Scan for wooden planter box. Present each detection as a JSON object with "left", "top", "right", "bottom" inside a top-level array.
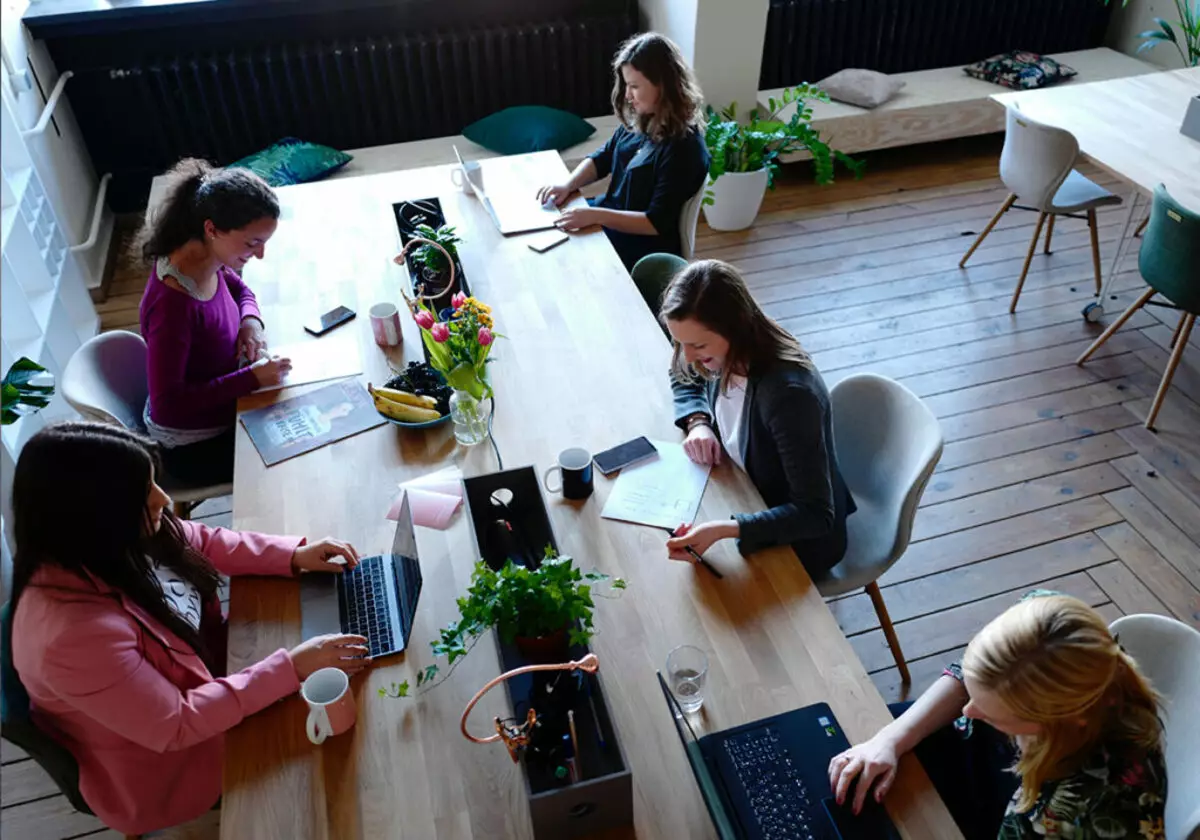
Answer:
[{"left": 462, "top": 467, "right": 634, "bottom": 839}]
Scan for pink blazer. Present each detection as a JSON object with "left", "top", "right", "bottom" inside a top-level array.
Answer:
[{"left": 11, "top": 521, "right": 304, "bottom": 835}]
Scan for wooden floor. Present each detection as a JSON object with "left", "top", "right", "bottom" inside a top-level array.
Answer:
[{"left": 8, "top": 135, "right": 1199, "bottom": 838}]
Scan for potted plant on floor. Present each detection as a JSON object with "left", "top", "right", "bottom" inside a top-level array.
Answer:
[
  {"left": 702, "top": 84, "right": 863, "bottom": 231},
  {"left": 379, "top": 549, "right": 625, "bottom": 697}
]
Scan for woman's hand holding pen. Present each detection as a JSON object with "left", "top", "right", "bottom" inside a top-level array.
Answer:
[{"left": 666, "top": 521, "right": 737, "bottom": 563}]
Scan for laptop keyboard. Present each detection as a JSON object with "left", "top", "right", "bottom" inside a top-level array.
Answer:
[
  {"left": 339, "top": 557, "right": 394, "bottom": 656},
  {"left": 723, "top": 728, "right": 817, "bottom": 840}
]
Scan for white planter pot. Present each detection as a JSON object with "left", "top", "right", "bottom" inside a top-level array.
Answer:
[{"left": 701, "top": 169, "right": 769, "bottom": 231}]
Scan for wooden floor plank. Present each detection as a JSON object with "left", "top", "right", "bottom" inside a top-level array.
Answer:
[
  {"left": 1094, "top": 523, "right": 1200, "bottom": 628},
  {"left": 849, "top": 572, "right": 1107, "bottom": 672},
  {"left": 870, "top": 647, "right": 966, "bottom": 706},
  {"left": 885, "top": 495, "right": 1123, "bottom": 586},
  {"left": 1088, "top": 561, "right": 1173, "bottom": 619},
  {"left": 830, "top": 533, "right": 1115, "bottom": 635},
  {"left": 1102, "top": 487, "right": 1200, "bottom": 590},
  {"left": 0, "top": 794, "right": 107, "bottom": 839},
  {"left": 921, "top": 432, "right": 1134, "bottom": 507},
  {"left": 1109, "top": 454, "right": 1200, "bottom": 546},
  {"left": 1131, "top": 342, "right": 1200, "bottom": 407},
  {"left": 2, "top": 741, "right": 29, "bottom": 764},
  {"left": 1116, "top": 418, "right": 1200, "bottom": 510},
  {"left": 1, "top": 756, "right": 61, "bottom": 807},
  {"left": 911, "top": 462, "right": 1128, "bottom": 542}
]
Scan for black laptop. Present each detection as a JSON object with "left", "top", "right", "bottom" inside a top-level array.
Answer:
[
  {"left": 657, "top": 671, "right": 900, "bottom": 840},
  {"left": 299, "top": 495, "right": 423, "bottom": 658}
]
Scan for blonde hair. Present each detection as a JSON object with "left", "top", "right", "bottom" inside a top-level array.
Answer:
[
  {"left": 660, "top": 259, "right": 812, "bottom": 394},
  {"left": 962, "top": 595, "right": 1161, "bottom": 812},
  {"left": 610, "top": 32, "right": 705, "bottom": 143}
]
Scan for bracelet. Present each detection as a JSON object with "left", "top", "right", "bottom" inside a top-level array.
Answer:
[{"left": 686, "top": 414, "right": 712, "bottom": 432}]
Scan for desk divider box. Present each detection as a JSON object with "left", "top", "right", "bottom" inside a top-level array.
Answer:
[{"left": 461, "top": 467, "right": 633, "bottom": 839}]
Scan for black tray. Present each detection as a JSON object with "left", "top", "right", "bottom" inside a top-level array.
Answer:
[{"left": 392, "top": 196, "right": 470, "bottom": 312}]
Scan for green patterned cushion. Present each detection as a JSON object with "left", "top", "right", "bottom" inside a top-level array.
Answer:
[
  {"left": 462, "top": 106, "right": 595, "bottom": 156},
  {"left": 229, "top": 138, "right": 352, "bottom": 187}
]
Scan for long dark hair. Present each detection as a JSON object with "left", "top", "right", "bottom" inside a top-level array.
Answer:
[
  {"left": 9, "top": 422, "right": 222, "bottom": 668},
  {"left": 660, "top": 259, "right": 812, "bottom": 393},
  {"left": 139, "top": 158, "right": 279, "bottom": 261},
  {"left": 611, "top": 32, "right": 705, "bottom": 143}
]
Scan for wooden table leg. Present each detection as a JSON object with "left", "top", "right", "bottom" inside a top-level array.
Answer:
[{"left": 1098, "top": 189, "right": 1142, "bottom": 307}]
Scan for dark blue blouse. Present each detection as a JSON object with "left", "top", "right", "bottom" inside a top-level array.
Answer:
[{"left": 588, "top": 124, "right": 710, "bottom": 270}]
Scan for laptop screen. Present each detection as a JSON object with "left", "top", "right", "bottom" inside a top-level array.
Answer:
[
  {"left": 655, "top": 672, "right": 741, "bottom": 840},
  {"left": 390, "top": 495, "right": 423, "bottom": 644}
]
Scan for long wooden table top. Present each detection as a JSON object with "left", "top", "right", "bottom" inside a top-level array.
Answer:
[
  {"left": 224, "top": 153, "right": 961, "bottom": 839},
  {"left": 991, "top": 67, "right": 1200, "bottom": 212}
]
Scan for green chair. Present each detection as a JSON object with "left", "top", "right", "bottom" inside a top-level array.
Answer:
[
  {"left": 631, "top": 253, "right": 688, "bottom": 318},
  {"left": 1076, "top": 184, "right": 1200, "bottom": 430}
]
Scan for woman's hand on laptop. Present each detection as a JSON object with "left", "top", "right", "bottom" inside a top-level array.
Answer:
[
  {"left": 537, "top": 183, "right": 571, "bottom": 207},
  {"left": 289, "top": 634, "right": 371, "bottom": 678},
  {"left": 291, "top": 538, "right": 361, "bottom": 574},
  {"left": 828, "top": 732, "right": 901, "bottom": 815},
  {"left": 555, "top": 207, "right": 602, "bottom": 232}
]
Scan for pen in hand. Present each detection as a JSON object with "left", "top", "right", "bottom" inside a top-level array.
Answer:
[{"left": 669, "top": 526, "right": 724, "bottom": 580}]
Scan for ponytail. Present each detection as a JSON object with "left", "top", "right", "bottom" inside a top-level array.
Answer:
[{"left": 138, "top": 158, "right": 280, "bottom": 261}]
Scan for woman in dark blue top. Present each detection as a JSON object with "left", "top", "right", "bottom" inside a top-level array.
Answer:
[{"left": 537, "top": 32, "right": 711, "bottom": 270}]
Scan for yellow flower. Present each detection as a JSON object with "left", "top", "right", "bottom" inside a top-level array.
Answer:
[{"left": 1139, "top": 817, "right": 1164, "bottom": 840}]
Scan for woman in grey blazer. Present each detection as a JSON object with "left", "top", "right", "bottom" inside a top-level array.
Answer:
[{"left": 662, "top": 259, "right": 855, "bottom": 578}]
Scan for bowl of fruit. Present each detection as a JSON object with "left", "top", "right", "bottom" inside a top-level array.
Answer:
[{"left": 369, "top": 361, "right": 453, "bottom": 429}]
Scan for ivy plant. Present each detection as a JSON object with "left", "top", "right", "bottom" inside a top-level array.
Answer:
[{"left": 380, "top": 548, "right": 625, "bottom": 698}]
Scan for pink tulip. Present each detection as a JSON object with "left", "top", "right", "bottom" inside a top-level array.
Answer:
[
  {"left": 430, "top": 323, "right": 450, "bottom": 343},
  {"left": 477, "top": 327, "right": 494, "bottom": 346},
  {"left": 451, "top": 292, "right": 467, "bottom": 310},
  {"left": 414, "top": 310, "right": 435, "bottom": 330}
]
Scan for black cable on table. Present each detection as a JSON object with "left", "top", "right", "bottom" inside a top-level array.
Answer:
[{"left": 487, "top": 395, "right": 503, "bottom": 470}]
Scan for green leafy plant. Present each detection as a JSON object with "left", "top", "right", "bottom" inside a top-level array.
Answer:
[
  {"left": 702, "top": 84, "right": 864, "bottom": 207},
  {"left": 379, "top": 549, "right": 625, "bottom": 698},
  {"left": 1108, "top": 0, "right": 1200, "bottom": 66},
  {"left": 2, "top": 358, "right": 55, "bottom": 425},
  {"left": 412, "top": 223, "right": 462, "bottom": 277}
]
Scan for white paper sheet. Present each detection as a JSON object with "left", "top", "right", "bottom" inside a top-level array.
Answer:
[
  {"left": 251, "top": 336, "right": 362, "bottom": 393},
  {"left": 600, "top": 440, "right": 711, "bottom": 530}
]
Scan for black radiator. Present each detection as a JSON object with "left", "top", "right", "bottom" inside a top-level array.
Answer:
[
  {"left": 62, "top": 14, "right": 634, "bottom": 211},
  {"left": 760, "top": 0, "right": 1116, "bottom": 89}
]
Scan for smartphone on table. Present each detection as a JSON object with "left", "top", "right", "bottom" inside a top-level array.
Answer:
[
  {"left": 593, "top": 436, "right": 658, "bottom": 476},
  {"left": 304, "top": 305, "right": 356, "bottom": 337}
]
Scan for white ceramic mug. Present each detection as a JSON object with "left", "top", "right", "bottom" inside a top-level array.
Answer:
[
  {"left": 370, "top": 302, "right": 402, "bottom": 347},
  {"left": 301, "top": 668, "right": 356, "bottom": 745},
  {"left": 450, "top": 167, "right": 475, "bottom": 196}
]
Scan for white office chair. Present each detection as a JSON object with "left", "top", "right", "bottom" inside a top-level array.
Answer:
[
  {"left": 1109, "top": 614, "right": 1200, "bottom": 840},
  {"left": 678, "top": 183, "right": 706, "bottom": 261},
  {"left": 819, "top": 374, "right": 944, "bottom": 685},
  {"left": 959, "top": 106, "right": 1122, "bottom": 313},
  {"left": 61, "top": 331, "right": 232, "bottom": 518}
]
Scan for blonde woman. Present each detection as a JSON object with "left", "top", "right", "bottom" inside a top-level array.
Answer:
[
  {"left": 829, "top": 593, "right": 1166, "bottom": 839},
  {"left": 537, "top": 32, "right": 709, "bottom": 269}
]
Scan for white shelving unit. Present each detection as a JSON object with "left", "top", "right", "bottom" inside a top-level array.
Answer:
[{"left": 1, "top": 82, "right": 99, "bottom": 555}]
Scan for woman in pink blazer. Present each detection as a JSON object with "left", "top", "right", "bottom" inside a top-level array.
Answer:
[{"left": 9, "top": 422, "right": 369, "bottom": 835}]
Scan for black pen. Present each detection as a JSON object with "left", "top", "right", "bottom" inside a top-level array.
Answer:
[{"left": 663, "top": 526, "right": 724, "bottom": 579}]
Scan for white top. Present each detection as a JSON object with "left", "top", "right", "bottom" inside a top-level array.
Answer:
[
  {"left": 150, "top": 559, "right": 203, "bottom": 631},
  {"left": 713, "top": 374, "right": 748, "bottom": 471}
]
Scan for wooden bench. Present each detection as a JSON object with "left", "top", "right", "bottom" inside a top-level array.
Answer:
[{"left": 759, "top": 48, "right": 1158, "bottom": 160}]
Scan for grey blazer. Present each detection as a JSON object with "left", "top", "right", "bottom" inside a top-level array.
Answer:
[{"left": 671, "top": 359, "right": 855, "bottom": 577}]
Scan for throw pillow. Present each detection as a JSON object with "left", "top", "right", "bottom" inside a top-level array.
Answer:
[
  {"left": 963, "top": 51, "right": 1078, "bottom": 90},
  {"left": 229, "top": 138, "right": 352, "bottom": 187},
  {"left": 462, "top": 105, "right": 595, "bottom": 156},
  {"left": 817, "top": 69, "right": 906, "bottom": 109}
]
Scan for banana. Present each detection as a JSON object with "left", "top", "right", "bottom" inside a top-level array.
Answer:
[
  {"left": 368, "top": 384, "right": 438, "bottom": 410},
  {"left": 372, "top": 392, "right": 441, "bottom": 423}
]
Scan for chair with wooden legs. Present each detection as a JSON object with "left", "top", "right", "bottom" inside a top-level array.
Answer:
[
  {"left": 1077, "top": 184, "right": 1199, "bottom": 430},
  {"left": 817, "top": 374, "right": 944, "bottom": 689},
  {"left": 959, "top": 106, "right": 1122, "bottom": 313}
]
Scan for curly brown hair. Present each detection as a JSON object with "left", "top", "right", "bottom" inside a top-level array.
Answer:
[{"left": 610, "top": 32, "right": 705, "bottom": 143}]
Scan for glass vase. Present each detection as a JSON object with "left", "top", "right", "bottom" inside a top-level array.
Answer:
[{"left": 449, "top": 389, "right": 490, "bottom": 446}]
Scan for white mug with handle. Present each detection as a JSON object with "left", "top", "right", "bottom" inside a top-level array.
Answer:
[{"left": 450, "top": 167, "right": 475, "bottom": 196}]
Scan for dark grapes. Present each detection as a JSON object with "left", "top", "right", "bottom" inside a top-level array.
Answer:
[{"left": 385, "top": 361, "right": 452, "bottom": 416}]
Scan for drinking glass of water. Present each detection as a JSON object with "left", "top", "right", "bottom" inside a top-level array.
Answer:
[{"left": 666, "top": 644, "right": 709, "bottom": 713}]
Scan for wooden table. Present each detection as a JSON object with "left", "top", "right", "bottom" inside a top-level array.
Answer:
[
  {"left": 992, "top": 68, "right": 1200, "bottom": 312},
  {"left": 223, "top": 153, "right": 961, "bottom": 839}
]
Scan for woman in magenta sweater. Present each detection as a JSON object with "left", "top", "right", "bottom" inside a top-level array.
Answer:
[
  {"left": 139, "top": 159, "right": 292, "bottom": 486},
  {"left": 10, "top": 423, "right": 368, "bottom": 835}
]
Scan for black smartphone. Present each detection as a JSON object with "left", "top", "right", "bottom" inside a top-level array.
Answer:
[
  {"left": 593, "top": 436, "right": 658, "bottom": 476},
  {"left": 304, "top": 305, "right": 356, "bottom": 337}
]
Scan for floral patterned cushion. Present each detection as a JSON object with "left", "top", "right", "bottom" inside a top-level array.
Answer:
[{"left": 963, "top": 51, "right": 1077, "bottom": 90}]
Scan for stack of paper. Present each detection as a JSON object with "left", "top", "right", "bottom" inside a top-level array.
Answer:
[
  {"left": 387, "top": 466, "right": 464, "bottom": 529},
  {"left": 252, "top": 336, "right": 362, "bottom": 394},
  {"left": 600, "top": 440, "right": 711, "bottom": 530}
]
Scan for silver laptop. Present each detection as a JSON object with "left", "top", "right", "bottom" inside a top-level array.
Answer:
[
  {"left": 299, "top": 495, "right": 423, "bottom": 659},
  {"left": 453, "top": 145, "right": 563, "bottom": 235}
]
